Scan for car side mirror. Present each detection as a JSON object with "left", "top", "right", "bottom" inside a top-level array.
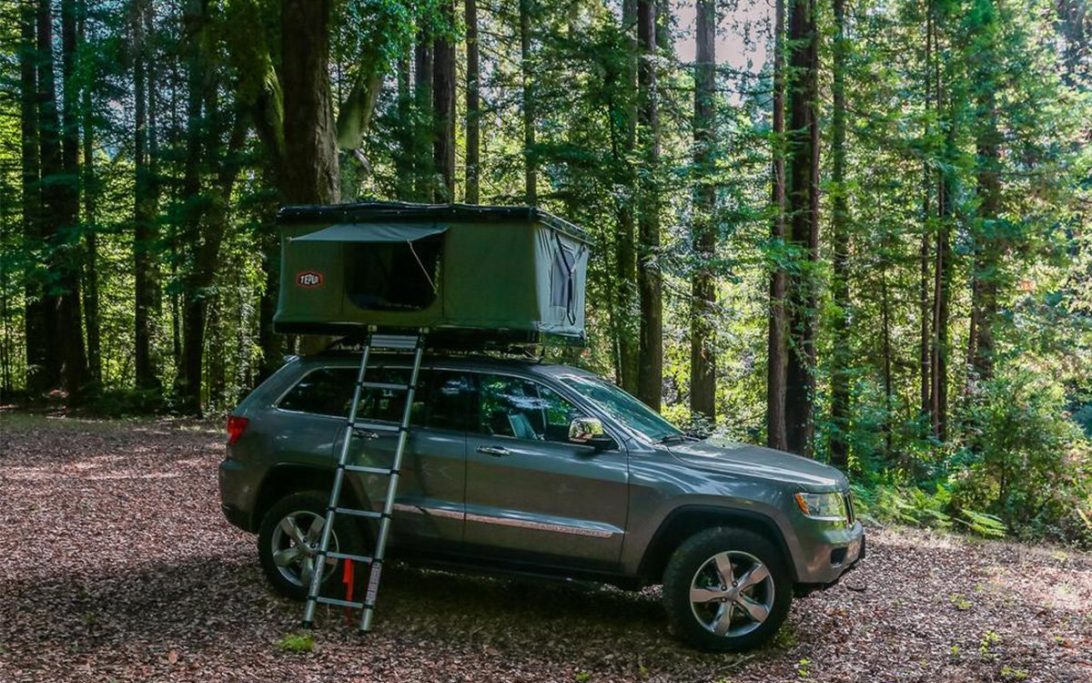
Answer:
[{"left": 568, "top": 417, "right": 614, "bottom": 451}]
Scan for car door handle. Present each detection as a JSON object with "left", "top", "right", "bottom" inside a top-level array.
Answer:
[{"left": 476, "top": 446, "right": 510, "bottom": 457}]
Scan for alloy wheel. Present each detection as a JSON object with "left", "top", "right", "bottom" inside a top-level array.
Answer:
[
  {"left": 269, "top": 510, "right": 339, "bottom": 587},
  {"left": 688, "top": 550, "right": 776, "bottom": 638}
]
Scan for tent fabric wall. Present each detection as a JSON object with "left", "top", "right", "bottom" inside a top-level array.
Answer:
[{"left": 274, "top": 202, "right": 591, "bottom": 344}]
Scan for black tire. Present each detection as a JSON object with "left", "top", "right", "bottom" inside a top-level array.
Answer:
[
  {"left": 257, "top": 490, "right": 368, "bottom": 600},
  {"left": 662, "top": 527, "right": 792, "bottom": 652}
]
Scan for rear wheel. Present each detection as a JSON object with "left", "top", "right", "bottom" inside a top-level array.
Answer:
[
  {"left": 662, "top": 527, "right": 792, "bottom": 652},
  {"left": 257, "top": 490, "right": 367, "bottom": 600}
]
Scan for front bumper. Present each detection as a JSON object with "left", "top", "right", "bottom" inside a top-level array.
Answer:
[{"left": 791, "top": 520, "right": 866, "bottom": 584}]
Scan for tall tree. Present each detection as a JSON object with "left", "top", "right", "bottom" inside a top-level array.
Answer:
[
  {"left": 20, "top": 0, "right": 47, "bottom": 397},
  {"left": 636, "top": 0, "right": 663, "bottom": 411},
  {"left": 783, "top": 0, "right": 820, "bottom": 455},
  {"left": 433, "top": 0, "right": 456, "bottom": 201},
  {"left": 766, "top": 0, "right": 788, "bottom": 450},
  {"left": 612, "top": 0, "right": 639, "bottom": 394},
  {"left": 966, "top": 0, "right": 1003, "bottom": 387},
  {"left": 59, "top": 0, "right": 89, "bottom": 399},
  {"left": 828, "top": 0, "right": 850, "bottom": 467},
  {"left": 80, "top": 0, "right": 101, "bottom": 388},
  {"left": 465, "top": 0, "right": 480, "bottom": 204},
  {"left": 918, "top": 0, "right": 933, "bottom": 423},
  {"left": 689, "top": 0, "right": 716, "bottom": 424},
  {"left": 133, "top": 0, "right": 159, "bottom": 390},
  {"left": 520, "top": 0, "right": 537, "bottom": 203},
  {"left": 281, "top": 0, "right": 340, "bottom": 204},
  {"left": 414, "top": 29, "right": 434, "bottom": 201}
]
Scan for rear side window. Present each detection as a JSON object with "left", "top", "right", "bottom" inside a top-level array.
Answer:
[
  {"left": 277, "top": 366, "right": 473, "bottom": 431},
  {"left": 278, "top": 368, "right": 354, "bottom": 416}
]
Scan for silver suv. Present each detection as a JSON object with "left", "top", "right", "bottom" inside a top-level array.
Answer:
[{"left": 219, "top": 352, "right": 865, "bottom": 651}]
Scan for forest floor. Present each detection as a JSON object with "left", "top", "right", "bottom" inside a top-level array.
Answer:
[{"left": 0, "top": 414, "right": 1089, "bottom": 683}]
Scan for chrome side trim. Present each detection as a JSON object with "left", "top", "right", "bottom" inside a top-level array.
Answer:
[{"left": 394, "top": 503, "right": 620, "bottom": 539}]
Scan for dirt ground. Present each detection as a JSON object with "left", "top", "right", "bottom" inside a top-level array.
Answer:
[{"left": 0, "top": 415, "right": 1089, "bottom": 683}]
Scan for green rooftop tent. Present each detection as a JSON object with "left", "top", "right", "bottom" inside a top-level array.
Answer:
[{"left": 274, "top": 201, "right": 591, "bottom": 344}]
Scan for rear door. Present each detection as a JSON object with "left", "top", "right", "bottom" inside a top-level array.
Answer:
[
  {"left": 463, "top": 372, "right": 628, "bottom": 570},
  {"left": 275, "top": 362, "right": 467, "bottom": 549}
]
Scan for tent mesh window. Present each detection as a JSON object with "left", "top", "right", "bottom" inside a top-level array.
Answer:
[{"left": 345, "top": 233, "right": 444, "bottom": 312}]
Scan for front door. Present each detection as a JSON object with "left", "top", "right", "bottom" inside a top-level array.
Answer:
[{"left": 463, "top": 372, "right": 628, "bottom": 570}]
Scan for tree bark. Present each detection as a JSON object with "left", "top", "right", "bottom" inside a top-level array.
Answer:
[
  {"left": 783, "top": 0, "right": 820, "bottom": 456},
  {"left": 413, "top": 31, "right": 434, "bottom": 202},
  {"left": 930, "top": 24, "right": 953, "bottom": 440},
  {"left": 395, "top": 49, "right": 415, "bottom": 200},
  {"left": 967, "top": 0, "right": 1002, "bottom": 388},
  {"left": 829, "top": 0, "right": 850, "bottom": 468},
  {"left": 520, "top": 0, "right": 537, "bottom": 203},
  {"left": 919, "top": 1, "right": 933, "bottom": 422},
  {"left": 766, "top": 0, "right": 788, "bottom": 450},
  {"left": 133, "top": 0, "right": 159, "bottom": 390},
  {"left": 58, "top": 0, "right": 88, "bottom": 401},
  {"left": 20, "top": 0, "right": 47, "bottom": 397},
  {"left": 465, "top": 0, "right": 480, "bottom": 204},
  {"left": 636, "top": 0, "right": 663, "bottom": 411},
  {"left": 433, "top": 0, "right": 456, "bottom": 202},
  {"left": 613, "top": 0, "right": 639, "bottom": 395},
  {"left": 79, "top": 0, "right": 100, "bottom": 388},
  {"left": 689, "top": 0, "right": 716, "bottom": 425},
  {"left": 281, "top": 0, "right": 340, "bottom": 205}
]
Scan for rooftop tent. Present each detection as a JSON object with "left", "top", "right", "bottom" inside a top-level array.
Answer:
[{"left": 274, "top": 202, "right": 591, "bottom": 344}]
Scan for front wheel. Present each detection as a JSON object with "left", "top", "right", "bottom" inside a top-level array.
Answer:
[{"left": 662, "top": 527, "right": 792, "bottom": 652}]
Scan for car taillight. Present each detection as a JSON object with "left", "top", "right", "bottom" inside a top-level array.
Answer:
[{"left": 227, "top": 415, "right": 249, "bottom": 446}]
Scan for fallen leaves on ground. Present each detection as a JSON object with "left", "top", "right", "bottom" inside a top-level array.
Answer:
[{"left": 0, "top": 414, "right": 1089, "bottom": 682}]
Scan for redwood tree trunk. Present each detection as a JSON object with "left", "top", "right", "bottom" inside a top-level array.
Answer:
[
  {"left": 783, "top": 0, "right": 820, "bottom": 456},
  {"left": 413, "top": 31, "right": 434, "bottom": 202},
  {"left": 59, "top": 0, "right": 88, "bottom": 401},
  {"left": 689, "top": 0, "right": 716, "bottom": 425},
  {"left": 281, "top": 0, "right": 340, "bottom": 205},
  {"left": 520, "top": 0, "right": 537, "bottom": 203},
  {"left": 613, "top": 0, "right": 639, "bottom": 394},
  {"left": 133, "top": 0, "right": 159, "bottom": 390},
  {"left": 828, "top": 0, "right": 850, "bottom": 468},
  {"left": 20, "top": 0, "right": 47, "bottom": 397},
  {"left": 635, "top": 0, "right": 663, "bottom": 411},
  {"left": 766, "top": 0, "right": 788, "bottom": 450},
  {"left": 465, "top": 0, "right": 480, "bottom": 204},
  {"left": 433, "top": 0, "right": 456, "bottom": 202}
]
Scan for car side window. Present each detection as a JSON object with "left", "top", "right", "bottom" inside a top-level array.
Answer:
[
  {"left": 277, "top": 366, "right": 428, "bottom": 425},
  {"left": 424, "top": 371, "right": 475, "bottom": 431},
  {"left": 475, "top": 373, "right": 581, "bottom": 443}
]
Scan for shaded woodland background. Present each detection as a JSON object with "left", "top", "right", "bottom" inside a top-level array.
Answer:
[{"left": 0, "top": 0, "right": 1089, "bottom": 544}]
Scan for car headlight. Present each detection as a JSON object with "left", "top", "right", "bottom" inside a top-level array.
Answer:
[{"left": 794, "top": 491, "right": 847, "bottom": 521}]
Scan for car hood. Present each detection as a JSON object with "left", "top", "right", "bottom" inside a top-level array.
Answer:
[{"left": 665, "top": 437, "right": 848, "bottom": 490}]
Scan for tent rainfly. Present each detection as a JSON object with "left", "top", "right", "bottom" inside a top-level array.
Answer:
[{"left": 274, "top": 202, "right": 591, "bottom": 344}]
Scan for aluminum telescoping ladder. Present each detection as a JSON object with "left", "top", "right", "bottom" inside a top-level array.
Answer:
[{"left": 302, "top": 330, "right": 425, "bottom": 632}]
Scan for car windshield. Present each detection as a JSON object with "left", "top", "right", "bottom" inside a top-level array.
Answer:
[{"left": 559, "top": 374, "right": 683, "bottom": 443}]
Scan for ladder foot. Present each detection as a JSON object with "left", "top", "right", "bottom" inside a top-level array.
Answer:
[{"left": 301, "top": 621, "right": 314, "bottom": 629}]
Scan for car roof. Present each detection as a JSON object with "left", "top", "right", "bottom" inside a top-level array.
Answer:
[{"left": 296, "top": 351, "right": 600, "bottom": 380}]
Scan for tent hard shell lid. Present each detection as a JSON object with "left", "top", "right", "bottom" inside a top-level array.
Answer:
[{"left": 274, "top": 201, "right": 591, "bottom": 345}]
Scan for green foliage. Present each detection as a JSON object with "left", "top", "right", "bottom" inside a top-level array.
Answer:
[{"left": 276, "top": 631, "right": 314, "bottom": 653}]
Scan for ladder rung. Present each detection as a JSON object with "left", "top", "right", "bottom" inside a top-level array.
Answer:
[
  {"left": 324, "top": 551, "right": 374, "bottom": 564},
  {"left": 358, "top": 381, "right": 412, "bottom": 391},
  {"left": 343, "top": 464, "right": 397, "bottom": 476},
  {"left": 369, "top": 334, "right": 420, "bottom": 350},
  {"left": 332, "top": 507, "right": 388, "bottom": 520},
  {"left": 315, "top": 596, "right": 364, "bottom": 609},
  {"left": 352, "top": 421, "right": 400, "bottom": 433}
]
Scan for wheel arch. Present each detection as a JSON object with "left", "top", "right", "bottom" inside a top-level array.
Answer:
[
  {"left": 637, "top": 505, "right": 798, "bottom": 584},
  {"left": 251, "top": 464, "right": 372, "bottom": 535}
]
